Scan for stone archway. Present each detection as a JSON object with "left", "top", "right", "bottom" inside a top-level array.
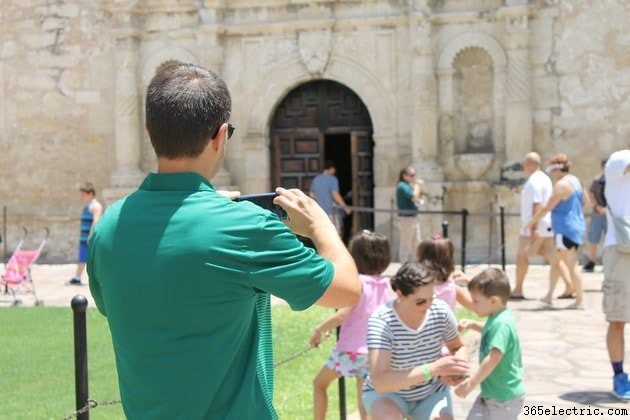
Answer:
[{"left": 270, "top": 80, "right": 375, "bottom": 236}]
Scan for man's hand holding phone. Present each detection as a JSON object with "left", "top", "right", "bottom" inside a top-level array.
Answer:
[{"left": 273, "top": 187, "right": 338, "bottom": 239}]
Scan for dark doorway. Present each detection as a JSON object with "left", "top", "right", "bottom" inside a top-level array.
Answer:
[
  {"left": 270, "top": 80, "right": 374, "bottom": 238},
  {"left": 325, "top": 133, "right": 353, "bottom": 242}
]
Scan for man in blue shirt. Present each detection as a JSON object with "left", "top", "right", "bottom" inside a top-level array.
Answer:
[{"left": 310, "top": 160, "right": 351, "bottom": 235}]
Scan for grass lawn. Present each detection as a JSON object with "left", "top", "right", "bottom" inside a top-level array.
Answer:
[{"left": 0, "top": 305, "right": 478, "bottom": 419}]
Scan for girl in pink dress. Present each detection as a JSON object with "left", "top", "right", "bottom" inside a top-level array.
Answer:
[{"left": 310, "top": 230, "right": 394, "bottom": 420}]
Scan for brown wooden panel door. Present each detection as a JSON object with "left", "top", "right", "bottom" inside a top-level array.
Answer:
[
  {"left": 351, "top": 130, "right": 374, "bottom": 233},
  {"left": 272, "top": 129, "right": 323, "bottom": 191}
]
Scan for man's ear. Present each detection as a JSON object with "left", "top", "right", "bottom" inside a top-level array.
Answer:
[{"left": 211, "top": 123, "right": 227, "bottom": 152}]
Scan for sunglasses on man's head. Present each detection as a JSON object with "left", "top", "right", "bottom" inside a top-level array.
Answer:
[{"left": 213, "top": 123, "right": 236, "bottom": 140}]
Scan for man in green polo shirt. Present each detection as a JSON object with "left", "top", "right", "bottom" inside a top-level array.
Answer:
[{"left": 87, "top": 63, "right": 360, "bottom": 419}]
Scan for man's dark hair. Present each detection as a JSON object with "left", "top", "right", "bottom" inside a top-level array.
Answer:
[
  {"left": 79, "top": 182, "right": 96, "bottom": 195},
  {"left": 145, "top": 63, "right": 232, "bottom": 159},
  {"left": 323, "top": 160, "right": 336, "bottom": 171},
  {"left": 467, "top": 267, "right": 511, "bottom": 304}
]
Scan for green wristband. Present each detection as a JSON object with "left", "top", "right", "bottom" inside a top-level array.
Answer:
[{"left": 421, "top": 363, "right": 432, "bottom": 380}]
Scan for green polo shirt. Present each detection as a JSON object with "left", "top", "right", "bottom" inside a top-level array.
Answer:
[
  {"left": 88, "top": 172, "right": 333, "bottom": 419},
  {"left": 479, "top": 308, "right": 525, "bottom": 401},
  {"left": 396, "top": 181, "right": 417, "bottom": 216}
]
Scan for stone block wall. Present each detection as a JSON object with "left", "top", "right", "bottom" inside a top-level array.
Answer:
[{"left": 0, "top": 0, "right": 628, "bottom": 263}]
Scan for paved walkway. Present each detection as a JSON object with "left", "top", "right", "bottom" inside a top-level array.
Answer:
[{"left": 2, "top": 262, "right": 629, "bottom": 419}]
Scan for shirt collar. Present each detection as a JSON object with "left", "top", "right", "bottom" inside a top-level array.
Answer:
[{"left": 139, "top": 172, "right": 216, "bottom": 193}]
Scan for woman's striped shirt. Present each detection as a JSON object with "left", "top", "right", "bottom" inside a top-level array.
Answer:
[{"left": 363, "top": 299, "right": 458, "bottom": 402}]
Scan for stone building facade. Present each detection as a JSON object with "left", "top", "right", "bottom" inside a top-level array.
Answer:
[{"left": 0, "top": 0, "right": 628, "bottom": 263}]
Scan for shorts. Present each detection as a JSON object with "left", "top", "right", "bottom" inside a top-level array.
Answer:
[
  {"left": 587, "top": 213, "right": 607, "bottom": 244},
  {"left": 555, "top": 234, "right": 579, "bottom": 251},
  {"left": 78, "top": 241, "right": 88, "bottom": 263},
  {"left": 602, "top": 246, "right": 630, "bottom": 322},
  {"left": 328, "top": 213, "right": 343, "bottom": 233},
  {"left": 517, "top": 235, "right": 555, "bottom": 258},
  {"left": 466, "top": 394, "right": 524, "bottom": 420},
  {"left": 325, "top": 350, "right": 369, "bottom": 378},
  {"left": 363, "top": 387, "right": 452, "bottom": 420}
]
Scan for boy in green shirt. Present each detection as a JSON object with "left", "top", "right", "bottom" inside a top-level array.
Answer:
[{"left": 455, "top": 268, "right": 525, "bottom": 420}]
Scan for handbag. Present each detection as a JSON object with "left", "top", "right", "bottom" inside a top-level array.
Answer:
[{"left": 607, "top": 205, "right": 630, "bottom": 253}]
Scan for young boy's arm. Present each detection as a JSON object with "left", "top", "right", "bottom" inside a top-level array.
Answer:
[
  {"left": 454, "top": 347, "right": 503, "bottom": 398},
  {"left": 309, "top": 306, "right": 352, "bottom": 348},
  {"left": 459, "top": 318, "right": 484, "bottom": 333}
]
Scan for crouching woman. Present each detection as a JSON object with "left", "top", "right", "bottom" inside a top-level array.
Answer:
[{"left": 362, "top": 262, "right": 470, "bottom": 419}]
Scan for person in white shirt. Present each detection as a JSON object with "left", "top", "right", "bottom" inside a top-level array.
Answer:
[
  {"left": 511, "top": 152, "right": 572, "bottom": 301},
  {"left": 602, "top": 148, "right": 630, "bottom": 399}
]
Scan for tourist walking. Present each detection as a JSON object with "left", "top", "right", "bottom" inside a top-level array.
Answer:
[
  {"left": 602, "top": 148, "right": 630, "bottom": 399},
  {"left": 583, "top": 158, "right": 608, "bottom": 272},
  {"left": 67, "top": 182, "right": 102, "bottom": 286},
  {"left": 309, "top": 160, "right": 351, "bottom": 235},
  {"left": 511, "top": 152, "right": 572, "bottom": 300},
  {"left": 528, "top": 153, "right": 589, "bottom": 309}
]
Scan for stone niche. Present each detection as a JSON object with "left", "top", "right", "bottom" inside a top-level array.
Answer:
[
  {"left": 437, "top": 32, "right": 508, "bottom": 182},
  {"left": 453, "top": 47, "right": 494, "bottom": 155}
]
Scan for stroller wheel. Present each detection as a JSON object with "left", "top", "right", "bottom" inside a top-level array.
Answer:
[
  {"left": 12, "top": 299, "right": 23, "bottom": 307},
  {"left": 35, "top": 300, "right": 44, "bottom": 306}
]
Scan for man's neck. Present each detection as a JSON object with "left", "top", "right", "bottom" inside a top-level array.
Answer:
[{"left": 157, "top": 157, "right": 214, "bottom": 181}]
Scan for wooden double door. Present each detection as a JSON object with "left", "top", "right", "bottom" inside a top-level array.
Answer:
[{"left": 270, "top": 80, "right": 375, "bottom": 236}]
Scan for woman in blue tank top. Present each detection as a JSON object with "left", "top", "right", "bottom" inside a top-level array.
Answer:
[{"left": 527, "top": 154, "right": 590, "bottom": 310}]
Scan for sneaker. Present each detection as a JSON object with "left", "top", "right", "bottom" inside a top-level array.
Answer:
[
  {"left": 613, "top": 373, "right": 630, "bottom": 399},
  {"left": 582, "top": 261, "right": 595, "bottom": 272},
  {"left": 66, "top": 278, "right": 82, "bottom": 286}
]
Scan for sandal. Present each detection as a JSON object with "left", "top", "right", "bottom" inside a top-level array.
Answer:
[{"left": 557, "top": 293, "right": 575, "bottom": 299}]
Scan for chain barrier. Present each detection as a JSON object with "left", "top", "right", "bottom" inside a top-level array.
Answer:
[
  {"left": 274, "top": 346, "right": 313, "bottom": 368},
  {"left": 62, "top": 398, "right": 121, "bottom": 419},
  {"left": 60, "top": 347, "right": 314, "bottom": 419}
]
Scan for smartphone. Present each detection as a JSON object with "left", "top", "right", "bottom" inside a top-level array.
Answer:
[{"left": 235, "top": 192, "right": 288, "bottom": 220}]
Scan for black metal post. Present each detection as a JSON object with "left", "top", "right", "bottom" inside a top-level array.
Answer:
[
  {"left": 500, "top": 205, "right": 506, "bottom": 271},
  {"left": 336, "top": 325, "right": 346, "bottom": 420},
  {"left": 461, "top": 209, "right": 469, "bottom": 272},
  {"left": 389, "top": 199, "right": 395, "bottom": 248},
  {"left": 441, "top": 220, "right": 449, "bottom": 238},
  {"left": 3, "top": 206, "right": 6, "bottom": 262},
  {"left": 72, "top": 295, "right": 89, "bottom": 420}
]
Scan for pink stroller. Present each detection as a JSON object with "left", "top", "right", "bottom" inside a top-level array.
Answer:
[{"left": 1, "top": 227, "right": 49, "bottom": 306}]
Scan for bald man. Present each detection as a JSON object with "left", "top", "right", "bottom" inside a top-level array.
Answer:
[{"left": 511, "top": 152, "right": 572, "bottom": 300}]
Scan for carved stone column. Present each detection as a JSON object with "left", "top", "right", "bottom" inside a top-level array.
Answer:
[
  {"left": 410, "top": 20, "right": 437, "bottom": 162},
  {"left": 101, "top": 1, "right": 145, "bottom": 204},
  {"left": 504, "top": 12, "right": 533, "bottom": 161},
  {"left": 437, "top": 68, "right": 455, "bottom": 161},
  {"left": 110, "top": 31, "right": 144, "bottom": 188}
]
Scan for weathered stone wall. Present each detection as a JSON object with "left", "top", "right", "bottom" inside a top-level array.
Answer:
[
  {"left": 0, "top": 1, "right": 113, "bottom": 261},
  {"left": 0, "top": 0, "right": 628, "bottom": 263},
  {"left": 546, "top": 0, "right": 629, "bottom": 176}
]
